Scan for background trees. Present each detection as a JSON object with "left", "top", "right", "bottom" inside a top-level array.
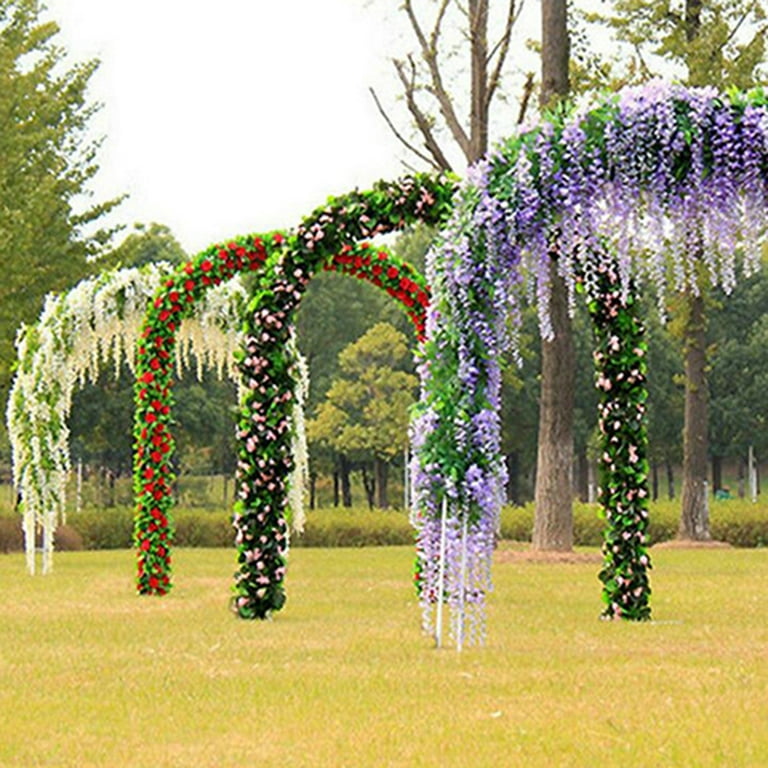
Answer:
[
  {"left": 308, "top": 322, "right": 418, "bottom": 509},
  {"left": 590, "top": 0, "right": 768, "bottom": 539},
  {"left": 0, "top": 0, "right": 121, "bottom": 434}
]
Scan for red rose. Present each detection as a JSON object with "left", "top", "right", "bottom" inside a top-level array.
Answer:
[
  {"left": 141, "top": 372, "right": 154, "bottom": 384},
  {"left": 149, "top": 576, "right": 159, "bottom": 590},
  {"left": 387, "top": 266, "right": 399, "bottom": 279},
  {"left": 201, "top": 259, "right": 213, "bottom": 272},
  {"left": 158, "top": 310, "right": 170, "bottom": 322},
  {"left": 151, "top": 451, "right": 162, "bottom": 463}
]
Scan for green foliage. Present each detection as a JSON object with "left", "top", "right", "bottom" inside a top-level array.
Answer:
[
  {"left": 0, "top": 0, "right": 121, "bottom": 409},
  {"left": 309, "top": 322, "right": 417, "bottom": 462},
  {"left": 588, "top": 0, "right": 768, "bottom": 88},
  {"left": 296, "top": 507, "right": 414, "bottom": 547},
  {"left": 2, "top": 497, "right": 767, "bottom": 550},
  {"left": 109, "top": 222, "right": 186, "bottom": 268}
]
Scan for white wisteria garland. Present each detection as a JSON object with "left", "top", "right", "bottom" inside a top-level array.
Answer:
[{"left": 4, "top": 264, "right": 306, "bottom": 574}]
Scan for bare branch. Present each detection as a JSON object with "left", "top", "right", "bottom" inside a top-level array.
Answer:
[
  {"left": 368, "top": 86, "right": 443, "bottom": 172},
  {"left": 402, "top": 0, "right": 471, "bottom": 160},
  {"left": 393, "top": 57, "right": 454, "bottom": 173},
  {"left": 633, "top": 42, "right": 655, "bottom": 80},
  {"left": 486, "top": 0, "right": 519, "bottom": 110},
  {"left": 517, "top": 71, "right": 535, "bottom": 124},
  {"left": 722, "top": 0, "right": 759, "bottom": 49}
]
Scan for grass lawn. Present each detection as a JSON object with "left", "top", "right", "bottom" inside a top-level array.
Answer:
[{"left": 1, "top": 545, "right": 767, "bottom": 767}]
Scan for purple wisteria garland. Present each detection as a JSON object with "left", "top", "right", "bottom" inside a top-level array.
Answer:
[
  {"left": 412, "top": 168, "right": 515, "bottom": 646},
  {"left": 414, "top": 82, "right": 768, "bottom": 640},
  {"left": 584, "top": 263, "right": 652, "bottom": 621}
]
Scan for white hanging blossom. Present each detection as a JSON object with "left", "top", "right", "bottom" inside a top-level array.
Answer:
[
  {"left": 286, "top": 329, "right": 310, "bottom": 534},
  {"left": 6, "top": 265, "right": 249, "bottom": 574}
]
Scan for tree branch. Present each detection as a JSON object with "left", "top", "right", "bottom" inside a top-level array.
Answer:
[
  {"left": 486, "top": 0, "right": 520, "bottom": 110},
  {"left": 723, "top": 0, "right": 759, "bottom": 49},
  {"left": 402, "top": 0, "right": 471, "bottom": 160},
  {"left": 517, "top": 71, "right": 535, "bottom": 124},
  {"left": 393, "top": 57, "right": 454, "bottom": 173},
  {"left": 368, "top": 86, "right": 444, "bottom": 172}
]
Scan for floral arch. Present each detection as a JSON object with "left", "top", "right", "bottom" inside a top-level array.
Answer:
[
  {"left": 414, "top": 81, "right": 768, "bottom": 647},
  {"left": 6, "top": 263, "right": 256, "bottom": 574},
  {"left": 132, "top": 175, "right": 455, "bottom": 609}
]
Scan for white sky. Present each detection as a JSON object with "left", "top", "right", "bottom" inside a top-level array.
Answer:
[
  {"left": 41, "top": 1, "right": 569, "bottom": 255},
  {"left": 44, "top": 0, "right": 423, "bottom": 254}
]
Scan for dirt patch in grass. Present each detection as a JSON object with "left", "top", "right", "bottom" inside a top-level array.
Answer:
[
  {"left": 651, "top": 538, "right": 732, "bottom": 550},
  {"left": 494, "top": 543, "right": 602, "bottom": 565}
]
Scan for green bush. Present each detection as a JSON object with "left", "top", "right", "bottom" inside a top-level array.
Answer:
[
  {"left": 0, "top": 515, "right": 23, "bottom": 553},
  {"left": 295, "top": 508, "right": 414, "bottom": 547},
  {"left": 54, "top": 524, "right": 83, "bottom": 551},
  {"left": 70, "top": 507, "right": 134, "bottom": 549},
  {"left": 3, "top": 498, "right": 768, "bottom": 552},
  {"left": 174, "top": 513, "right": 232, "bottom": 547}
]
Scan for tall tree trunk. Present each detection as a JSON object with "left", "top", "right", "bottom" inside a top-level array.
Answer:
[
  {"left": 738, "top": 455, "right": 746, "bottom": 498},
  {"left": 374, "top": 457, "right": 389, "bottom": 509},
  {"left": 361, "top": 465, "right": 375, "bottom": 510},
  {"left": 309, "top": 470, "right": 317, "bottom": 510},
  {"left": 541, "top": 0, "right": 570, "bottom": 108},
  {"left": 651, "top": 463, "right": 659, "bottom": 502},
  {"left": 575, "top": 451, "right": 589, "bottom": 502},
  {"left": 506, "top": 452, "right": 520, "bottom": 505},
  {"left": 533, "top": 0, "right": 574, "bottom": 551},
  {"left": 468, "top": 0, "right": 489, "bottom": 162},
  {"left": 680, "top": 292, "right": 711, "bottom": 540},
  {"left": 533, "top": 265, "right": 575, "bottom": 551},
  {"left": 666, "top": 460, "right": 675, "bottom": 500},
  {"left": 711, "top": 454, "right": 723, "bottom": 495},
  {"left": 339, "top": 454, "right": 353, "bottom": 508},
  {"left": 333, "top": 470, "right": 340, "bottom": 507}
]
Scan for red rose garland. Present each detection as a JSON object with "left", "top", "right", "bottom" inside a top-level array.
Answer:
[
  {"left": 323, "top": 242, "right": 430, "bottom": 340},
  {"left": 133, "top": 233, "right": 285, "bottom": 595},
  {"left": 133, "top": 174, "right": 455, "bottom": 606}
]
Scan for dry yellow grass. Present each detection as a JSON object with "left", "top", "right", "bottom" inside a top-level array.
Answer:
[{"left": 0, "top": 545, "right": 766, "bottom": 767}]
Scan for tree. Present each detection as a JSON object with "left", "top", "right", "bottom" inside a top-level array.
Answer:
[
  {"left": 532, "top": 0, "right": 575, "bottom": 551},
  {"left": 110, "top": 222, "right": 186, "bottom": 268},
  {"left": 308, "top": 323, "right": 418, "bottom": 509},
  {"left": 373, "top": 0, "right": 578, "bottom": 547},
  {"left": 0, "top": 0, "right": 120, "bottom": 443},
  {"left": 593, "top": 0, "right": 767, "bottom": 539},
  {"left": 371, "top": 0, "right": 527, "bottom": 170}
]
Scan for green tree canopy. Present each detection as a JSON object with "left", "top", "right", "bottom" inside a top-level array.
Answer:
[
  {"left": 308, "top": 322, "right": 418, "bottom": 508},
  {"left": 0, "top": 0, "right": 121, "bottom": 423}
]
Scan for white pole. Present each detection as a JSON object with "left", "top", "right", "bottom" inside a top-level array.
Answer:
[
  {"left": 749, "top": 445, "right": 757, "bottom": 503},
  {"left": 457, "top": 516, "right": 468, "bottom": 652},
  {"left": 435, "top": 496, "right": 449, "bottom": 649},
  {"left": 403, "top": 446, "right": 409, "bottom": 512},
  {"left": 75, "top": 459, "right": 83, "bottom": 518}
]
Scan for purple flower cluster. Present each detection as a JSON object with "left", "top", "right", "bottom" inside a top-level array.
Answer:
[
  {"left": 488, "top": 82, "right": 768, "bottom": 316},
  {"left": 413, "top": 83, "right": 768, "bottom": 641}
]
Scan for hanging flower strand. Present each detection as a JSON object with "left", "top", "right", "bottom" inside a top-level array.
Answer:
[{"left": 229, "top": 176, "right": 454, "bottom": 620}]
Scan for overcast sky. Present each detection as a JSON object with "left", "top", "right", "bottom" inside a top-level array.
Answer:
[{"left": 44, "top": 0, "right": 542, "bottom": 255}]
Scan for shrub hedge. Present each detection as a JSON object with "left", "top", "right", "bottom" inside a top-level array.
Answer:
[{"left": 0, "top": 499, "right": 767, "bottom": 552}]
